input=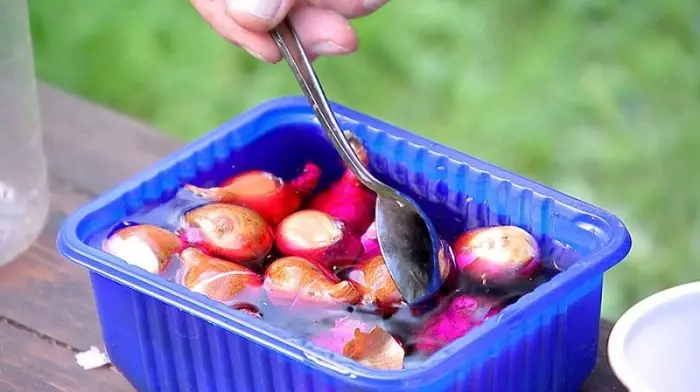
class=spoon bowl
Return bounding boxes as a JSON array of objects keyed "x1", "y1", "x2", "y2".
[
  {"x1": 271, "y1": 19, "x2": 447, "y2": 306},
  {"x1": 375, "y1": 192, "x2": 445, "y2": 304}
]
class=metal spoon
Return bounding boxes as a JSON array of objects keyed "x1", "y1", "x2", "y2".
[{"x1": 271, "y1": 19, "x2": 447, "y2": 306}]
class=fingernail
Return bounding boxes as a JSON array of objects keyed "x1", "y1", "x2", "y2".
[
  {"x1": 227, "y1": 0, "x2": 281, "y2": 20},
  {"x1": 311, "y1": 41, "x2": 352, "y2": 56},
  {"x1": 363, "y1": 0, "x2": 387, "y2": 11}
]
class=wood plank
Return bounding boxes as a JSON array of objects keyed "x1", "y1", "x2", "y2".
[
  {"x1": 39, "y1": 82, "x2": 181, "y2": 195},
  {"x1": 0, "y1": 319, "x2": 131, "y2": 392}
]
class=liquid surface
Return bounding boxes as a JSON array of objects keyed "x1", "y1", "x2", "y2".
[{"x1": 87, "y1": 128, "x2": 581, "y2": 368}]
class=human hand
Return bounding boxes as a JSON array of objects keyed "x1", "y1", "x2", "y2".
[{"x1": 190, "y1": 0, "x2": 389, "y2": 63}]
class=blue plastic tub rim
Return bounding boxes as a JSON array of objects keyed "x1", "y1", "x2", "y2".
[{"x1": 57, "y1": 96, "x2": 632, "y2": 385}]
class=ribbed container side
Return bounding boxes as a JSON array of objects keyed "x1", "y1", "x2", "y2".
[{"x1": 59, "y1": 98, "x2": 631, "y2": 392}]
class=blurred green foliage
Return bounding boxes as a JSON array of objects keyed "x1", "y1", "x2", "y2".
[{"x1": 28, "y1": 0, "x2": 700, "y2": 320}]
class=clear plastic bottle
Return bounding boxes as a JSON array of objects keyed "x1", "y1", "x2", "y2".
[{"x1": 0, "y1": 0, "x2": 50, "y2": 266}]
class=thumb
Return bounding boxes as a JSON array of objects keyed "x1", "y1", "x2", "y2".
[{"x1": 226, "y1": 0, "x2": 295, "y2": 33}]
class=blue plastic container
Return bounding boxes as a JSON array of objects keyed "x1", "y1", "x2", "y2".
[{"x1": 57, "y1": 97, "x2": 631, "y2": 392}]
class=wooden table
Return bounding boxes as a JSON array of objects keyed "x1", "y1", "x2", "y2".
[{"x1": 0, "y1": 83, "x2": 627, "y2": 392}]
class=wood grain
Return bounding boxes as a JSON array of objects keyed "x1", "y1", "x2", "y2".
[
  {"x1": 39, "y1": 83, "x2": 181, "y2": 195},
  {"x1": 0, "y1": 83, "x2": 625, "y2": 391},
  {"x1": 0, "y1": 320, "x2": 131, "y2": 392}
]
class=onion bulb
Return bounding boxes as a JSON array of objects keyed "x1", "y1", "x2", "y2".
[
  {"x1": 179, "y1": 247, "x2": 262, "y2": 305},
  {"x1": 307, "y1": 131, "x2": 376, "y2": 235},
  {"x1": 263, "y1": 256, "x2": 361, "y2": 309},
  {"x1": 275, "y1": 210, "x2": 363, "y2": 269},
  {"x1": 347, "y1": 254, "x2": 403, "y2": 311},
  {"x1": 180, "y1": 203, "x2": 274, "y2": 264},
  {"x1": 185, "y1": 163, "x2": 321, "y2": 226},
  {"x1": 453, "y1": 225, "x2": 541, "y2": 285},
  {"x1": 102, "y1": 224, "x2": 182, "y2": 274}
]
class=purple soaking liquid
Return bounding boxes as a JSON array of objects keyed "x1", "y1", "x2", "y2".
[{"x1": 86, "y1": 130, "x2": 578, "y2": 369}]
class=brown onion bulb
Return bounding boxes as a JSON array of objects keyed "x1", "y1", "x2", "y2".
[
  {"x1": 180, "y1": 204, "x2": 274, "y2": 264},
  {"x1": 347, "y1": 255, "x2": 403, "y2": 310},
  {"x1": 263, "y1": 256, "x2": 361, "y2": 308},
  {"x1": 453, "y1": 225, "x2": 541, "y2": 285},
  {"x1": 358, "y1": 223, "x2": 456, "y2": 294},
  {"x1": 179, "y1": 247, "x2": 262, "y2": 305},
  {"x1": 102, "y1": 224, "x2": 182, "y2": 274},
  {"x1": 185, "y1": 163, "x2": 321, "y2": 227},
  {"x1": 275, "y1": 210, "x2": 363, "y2": 269}
]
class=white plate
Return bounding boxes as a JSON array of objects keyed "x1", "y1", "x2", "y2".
[{"x1": 608, "y1": 282, "x2": 700, "y2": 392}]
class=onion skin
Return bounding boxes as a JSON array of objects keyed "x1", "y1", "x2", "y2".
[
  {"x1": 275, "y1": 210, "x2": 364, "y2": 269},
  {"x1": 103, "y1": 224, "x2": 182, "y2": 274},
  {"x1": 311, "y1": 316, "x2": 373, "y2": 354},
  {"x1": 263, "y1": 256, "x2": 361, "y2": 308},
  {"x1": 437, "y1": 240, "x2": 458, "y2": 287},
  {"x1": 307, "y1": 132, "x2": 376, "y2": 235},
  {"x1": 342, "y1": 130, "x2": 370, "y2": 168},
  {"x1": 180, "y1": 204, "x2": 274, "y2": 264},
  {"x1": 179, "y1": 247, "x2": 262, "y2": 305},
  {"x1": 233, "y1": 303, "x2": 263, "y2": 318},
  {"x1": 415, "y1": 295, "x2": 502, "y2": 356},
  {"x1": 453, "y1": 225, "x2": 541, "y2": 285},
  {"x1": 343, "y1": 326, "x2": 405, "y2": 370},
  {"x1": 360, "y1": 221, "x2": 380, "y2": 258},
  {"x1": 184, "y1": 162, "x2": 321, "y2": 226},
  {"x1": 347, "y1": 255, "x2": 403, "y2": 311}
]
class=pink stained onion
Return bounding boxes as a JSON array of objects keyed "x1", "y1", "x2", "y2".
[
  {"x1": 311, "y1": 316, "x2": 373, "y2": 354},
  {"x1": 180, "y1": 203, "x2": 274, "y2": 264},
  {"x1": 275, "y1": 210, "x2": 364, "y2": 269},
  {"x1": 307, "y1": 131, "x2": 376, "y2": 235},
  {"x1": 102, "y1": 224, "x2": 183, "y2": 274},
  {"x1": 178, "y1": 247, "x2": 263, "y2": 306},
  {"x1": 415, "y1": 295, "x2": 502, "y2": 356},
  {"x1": 184, "y1": 163, "x2": 321, "y2": 227},
  {"x1": 263, "y1": 256, "x2": 362, "y2": 309},
  {"x1": 453, "y1": 225, "x2": 541, "y2": 285}
]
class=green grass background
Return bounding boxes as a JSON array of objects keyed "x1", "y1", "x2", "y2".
[{"x1": 28, "y1": 0, "x2": 700, "y2": 320}]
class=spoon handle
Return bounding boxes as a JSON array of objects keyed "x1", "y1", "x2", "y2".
[{"x1": 271, "y1": 20, "x2": 393, "y2": 197}]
